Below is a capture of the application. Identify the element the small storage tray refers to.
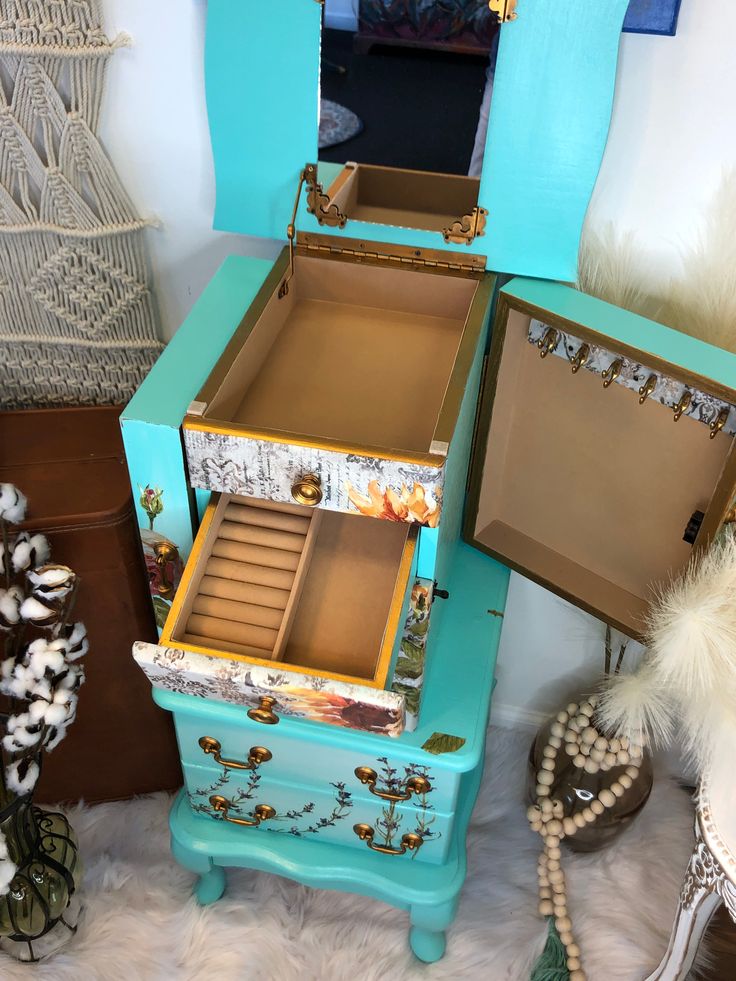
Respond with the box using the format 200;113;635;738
183;252;491;525
161;493;418;689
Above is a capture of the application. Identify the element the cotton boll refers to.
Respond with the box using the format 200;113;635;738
648;532;736;704
27;700;50;725
26;643;66;680
0;484;27;524
19;595;57;626
596;665;675;749
63;622;89;661
45;726;65;751
6;759;40;795
28;564;75;600
0;858;17;896
0;831;9;861
27;534;50;569
0;585;23;629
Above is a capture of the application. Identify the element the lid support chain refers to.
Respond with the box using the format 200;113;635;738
279;164;348;299
279;168;307;298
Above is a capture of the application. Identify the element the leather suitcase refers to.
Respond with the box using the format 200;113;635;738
0;405;181;803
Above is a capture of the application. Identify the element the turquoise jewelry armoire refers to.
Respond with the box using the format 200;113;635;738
119;0;736;963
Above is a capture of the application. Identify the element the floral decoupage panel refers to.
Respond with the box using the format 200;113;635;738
133;642;406;736
391;579;434;731
183;429;444;527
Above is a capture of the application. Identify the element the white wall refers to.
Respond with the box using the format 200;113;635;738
99;0;735;725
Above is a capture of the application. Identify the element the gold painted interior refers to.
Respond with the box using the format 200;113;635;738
167;494;413;686
470;307;735;636
325;163;481;233
203;254;478;453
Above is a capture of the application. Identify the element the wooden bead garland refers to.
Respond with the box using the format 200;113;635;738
529;697;643;981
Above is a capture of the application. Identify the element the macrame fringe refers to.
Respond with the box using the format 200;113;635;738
530;918;570;981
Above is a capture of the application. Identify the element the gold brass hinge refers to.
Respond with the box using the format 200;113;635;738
296;232;486;276
443;206;488;246
489;0;518;22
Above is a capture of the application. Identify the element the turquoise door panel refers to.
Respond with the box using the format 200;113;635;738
205;0;320;240
481;0;629;281
205;0;627;278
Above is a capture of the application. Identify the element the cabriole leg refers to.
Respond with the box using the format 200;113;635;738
409;899;457;963
194;863;226;906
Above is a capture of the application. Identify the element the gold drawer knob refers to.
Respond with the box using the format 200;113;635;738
353;823;423;856
247;696;279;725
198;736;272;770
354;766;432;802
210;796;276;827
291;473;322;507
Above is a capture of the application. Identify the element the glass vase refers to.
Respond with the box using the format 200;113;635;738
527;714;653;853
0;763;83;962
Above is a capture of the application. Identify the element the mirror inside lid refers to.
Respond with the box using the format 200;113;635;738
465;279;736;639
204;0;629;282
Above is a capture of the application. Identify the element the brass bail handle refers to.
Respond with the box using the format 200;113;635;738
353;823;424;856
210;796;276;827
247;695;280;725
354;766;432;802
291;473;323;507
198;736;272;770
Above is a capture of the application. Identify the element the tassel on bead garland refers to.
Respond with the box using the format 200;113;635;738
528;696;644;981
530;918;569;981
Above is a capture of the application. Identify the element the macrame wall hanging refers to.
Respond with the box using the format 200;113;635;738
0;1;163;408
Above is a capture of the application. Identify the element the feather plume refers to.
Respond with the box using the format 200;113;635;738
659;168;736;353
596;664;675;749
646;532;736;704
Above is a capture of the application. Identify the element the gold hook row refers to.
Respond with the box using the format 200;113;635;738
545;334;733;438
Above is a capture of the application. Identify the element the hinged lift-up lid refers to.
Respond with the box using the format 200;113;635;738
204;0;629;282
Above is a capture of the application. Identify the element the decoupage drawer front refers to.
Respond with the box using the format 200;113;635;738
175;708;460;816
183;760;451;865
183;253;494;529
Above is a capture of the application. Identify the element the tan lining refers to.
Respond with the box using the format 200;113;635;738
326;163;481;234
204;255;477;453
473;308;734;635
168;494;413;684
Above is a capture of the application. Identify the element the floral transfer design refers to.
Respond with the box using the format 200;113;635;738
188;767;354;838
391;579;433;730
183;429;445;526
138;484;164;531
346;482;441;527
528;320;736;436
361;757;440;859
133;642;405;736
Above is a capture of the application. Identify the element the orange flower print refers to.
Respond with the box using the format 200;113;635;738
346;481;441;527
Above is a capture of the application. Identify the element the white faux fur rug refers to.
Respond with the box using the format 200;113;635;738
0;726;699;981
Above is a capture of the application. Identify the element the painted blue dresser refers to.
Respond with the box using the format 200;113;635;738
121;0;634;962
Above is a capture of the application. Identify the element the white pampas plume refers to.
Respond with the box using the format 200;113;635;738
0;484;27;524
596;664;675;749
647;532;736;703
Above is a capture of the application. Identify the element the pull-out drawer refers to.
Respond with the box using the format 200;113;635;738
173;705;460;815
183;251;493;527
184;760;452;865
135;491;433;736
